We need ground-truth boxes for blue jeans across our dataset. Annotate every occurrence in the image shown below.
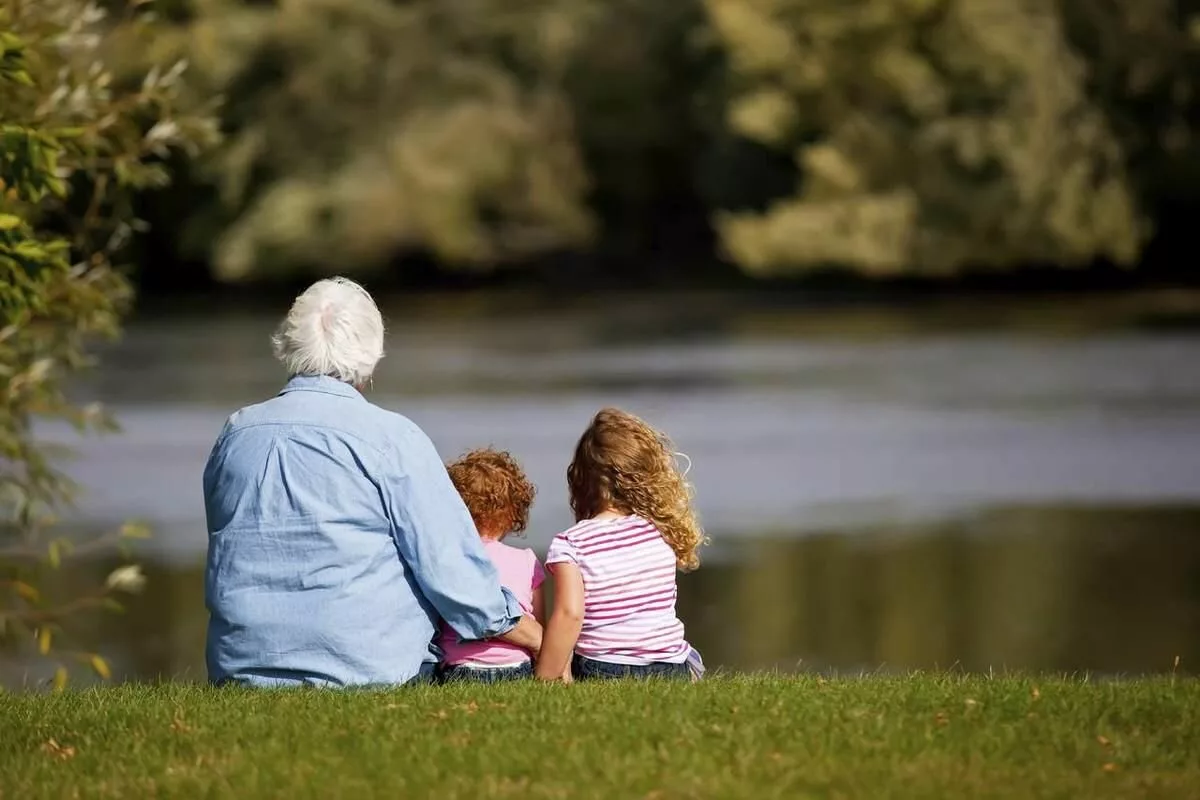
[572,655,690,681]
[408,661,438,686]
[438,661,533,684]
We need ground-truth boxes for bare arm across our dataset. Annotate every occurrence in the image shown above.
[496,613,542,656]
[535,563,584,681]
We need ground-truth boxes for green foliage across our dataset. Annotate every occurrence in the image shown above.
[177,0,594,281]
[1059,0,1200,205]
[0,0,217,689]
[152,0,1200,279]
[2,677,1200,796]
[708,0,1149,276]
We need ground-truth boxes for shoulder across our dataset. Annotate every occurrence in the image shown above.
[557,515,654,543]
[494,540,539,560]
[365,405,429,445]
[519,545,544,570]
[546,519,617,561]
[554,518,609,543]
[213,395,436,468]
[504,543,542,568]
[369,409,448,474]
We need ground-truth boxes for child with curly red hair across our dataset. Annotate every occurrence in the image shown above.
[437,448,545,683]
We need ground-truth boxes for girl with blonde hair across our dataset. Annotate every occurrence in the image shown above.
[535,408,706,681]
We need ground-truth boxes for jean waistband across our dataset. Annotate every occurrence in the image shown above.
[446,659,531,670]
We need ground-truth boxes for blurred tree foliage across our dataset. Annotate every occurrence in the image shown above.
[708,0,1147,276]
[175,0,594,281]
[1060,0,1200,232]
[0,0,217,688]
[155,0,1200,279]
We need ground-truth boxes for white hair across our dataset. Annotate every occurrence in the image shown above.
[271,277,385,385]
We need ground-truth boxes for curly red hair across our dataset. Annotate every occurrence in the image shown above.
[446,448,536,538]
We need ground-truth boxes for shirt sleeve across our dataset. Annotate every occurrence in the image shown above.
[545,533,579,567]
[530,551,547,590]
[380,424,522,642]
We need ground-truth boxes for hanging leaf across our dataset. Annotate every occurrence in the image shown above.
[119,522,151,539]
[89,654,112,680]
[102,597,125,613]
[0,0,212,682]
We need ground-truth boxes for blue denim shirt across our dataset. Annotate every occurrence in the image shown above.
[203,375,522,687]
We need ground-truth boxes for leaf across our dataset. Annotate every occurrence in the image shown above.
[104,564,145,593]
[37,626,52,655]
[102,597,125,614]
[41,738,76,759]
[119,521,151,539]
[89,654,111,680]
[47,541,61,569]
[12,581,39,602]
[52,667,68,692]
[0,213,21,230]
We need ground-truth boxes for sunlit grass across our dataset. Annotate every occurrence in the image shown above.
[2,675,1198,798]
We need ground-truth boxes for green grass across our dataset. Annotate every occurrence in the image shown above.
[2,676,1198,798]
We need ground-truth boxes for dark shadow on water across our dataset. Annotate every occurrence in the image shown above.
[8,504,1200,687]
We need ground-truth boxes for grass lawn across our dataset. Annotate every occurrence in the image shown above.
[2,675,1198,798]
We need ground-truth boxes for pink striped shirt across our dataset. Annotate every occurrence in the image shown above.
[545,515,690,665]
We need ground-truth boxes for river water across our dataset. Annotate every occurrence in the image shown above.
[11,291,1200,685]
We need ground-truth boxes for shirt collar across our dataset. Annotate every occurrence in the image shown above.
[279,374,366,401]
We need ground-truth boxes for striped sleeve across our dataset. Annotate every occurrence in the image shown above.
[545,533,578,566]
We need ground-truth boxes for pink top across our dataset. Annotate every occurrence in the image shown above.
[545,515,690,665]
[439,539,545,666]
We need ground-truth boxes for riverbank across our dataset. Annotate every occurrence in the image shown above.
[3,676,1197,798]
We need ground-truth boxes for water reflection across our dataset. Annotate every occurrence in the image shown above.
[685,505,1200,675]
[15,504,1198,687]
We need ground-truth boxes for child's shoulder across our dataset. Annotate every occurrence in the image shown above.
[491,539,542,563]
[490,539,533,555]
[555,515,649,542]
[554,519,600,541]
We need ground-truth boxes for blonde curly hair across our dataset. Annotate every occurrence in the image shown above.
[567,407,706,571]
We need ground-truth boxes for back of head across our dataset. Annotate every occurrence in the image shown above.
[567,407,706,571]
[446,448,536,539]
[272,277,385,386]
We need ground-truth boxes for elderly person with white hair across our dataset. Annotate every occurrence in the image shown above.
[203,277,542,686]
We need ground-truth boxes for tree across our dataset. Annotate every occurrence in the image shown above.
[1059,0,1200,265]
[0,0,217,688]
[173,0,593,282]
[122,0,1200,282]
[705,0,1145,276]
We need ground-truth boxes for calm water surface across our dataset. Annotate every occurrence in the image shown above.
[9,293,1200,685]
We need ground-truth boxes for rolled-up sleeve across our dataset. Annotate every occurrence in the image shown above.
[380,427,522,641]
